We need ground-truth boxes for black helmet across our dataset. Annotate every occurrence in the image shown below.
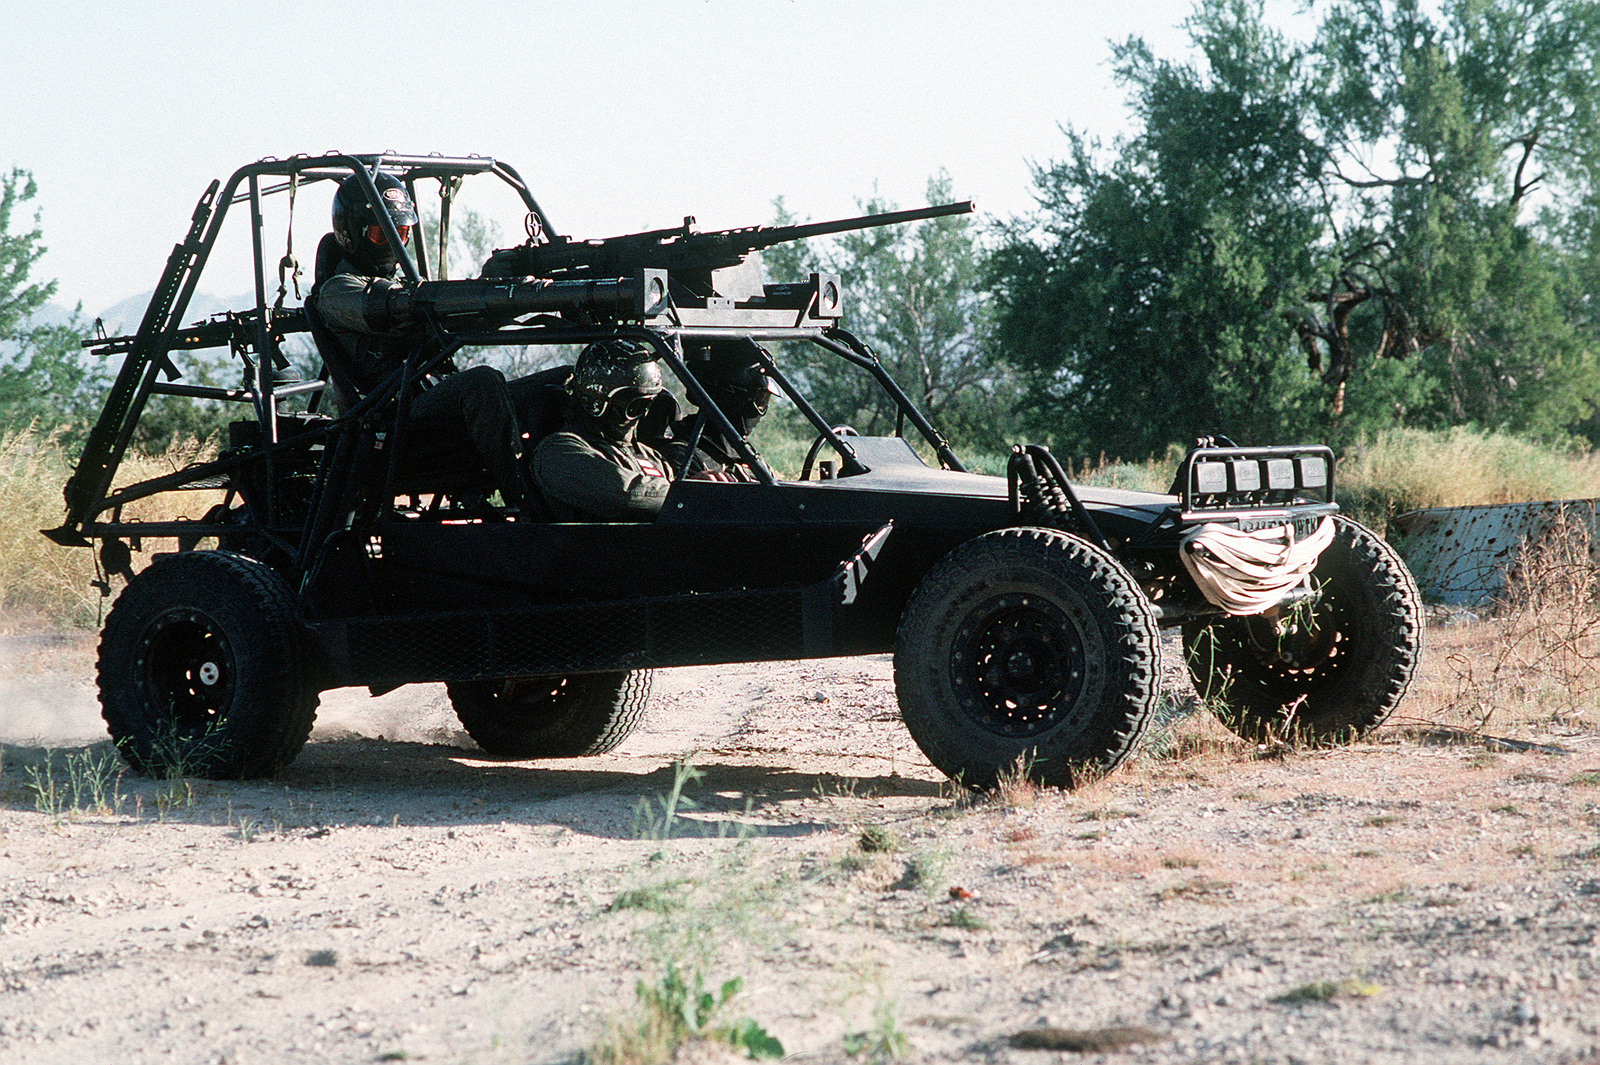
[332,171,418,276]
[692,338,776,434]
[571,339,665,438]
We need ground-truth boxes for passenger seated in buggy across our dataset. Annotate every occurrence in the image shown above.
[531,339,677,521]
[644,337,777,483]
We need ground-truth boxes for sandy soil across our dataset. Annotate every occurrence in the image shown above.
[1,628,1598,1065]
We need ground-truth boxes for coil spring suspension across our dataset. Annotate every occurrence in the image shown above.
[1007,444,1113,552]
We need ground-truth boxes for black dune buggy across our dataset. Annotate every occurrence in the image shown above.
[45,153,1422,788]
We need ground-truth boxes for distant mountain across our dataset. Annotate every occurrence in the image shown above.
[78,291,259,338]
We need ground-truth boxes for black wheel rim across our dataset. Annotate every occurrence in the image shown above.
[136,608,236,737]
[951,594,1087,738]
[1239,576,1354,690]
[495,677,573,724]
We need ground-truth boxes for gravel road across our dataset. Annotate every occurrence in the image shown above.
[1,631,1598,1064]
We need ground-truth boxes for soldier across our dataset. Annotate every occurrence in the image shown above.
[311,172,528,509]
[651,338,778,482]
[531,339,675,521]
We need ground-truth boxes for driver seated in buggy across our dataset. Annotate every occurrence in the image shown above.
[306,172,532,510]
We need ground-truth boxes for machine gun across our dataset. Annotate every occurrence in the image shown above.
[482,200,975,300]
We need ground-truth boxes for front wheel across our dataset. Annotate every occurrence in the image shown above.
[894,528,1161,789]
[98,551,319,779]
[447,671,652,757]
[1182,515,1422,744]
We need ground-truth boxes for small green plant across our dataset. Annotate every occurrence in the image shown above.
[858,825,898,853]
[1569,771,1600,787]
[607,882,685,915]
[1362,814,1403,828]
[1273,978,1382,1004]
[892,847,949,894]
[588,965,783,1064]
[153,776,197,820]
[991,752,1038,807]
[941,907,988,931]
[633,756,705,841]
[844,998,909,1063]
[24,746,125,822]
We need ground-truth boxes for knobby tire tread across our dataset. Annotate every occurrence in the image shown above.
[894,527,1161,790]
[98,550,319,779]
[1183,516,1421,744]
[449,669,652,758]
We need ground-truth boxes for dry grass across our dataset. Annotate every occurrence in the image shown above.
[1336,426,1600,532]
[0,428,221,630]
[1405,506,1600,738]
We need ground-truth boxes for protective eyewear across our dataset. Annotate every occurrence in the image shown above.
[607,389,660,421]
[365,224,412,246]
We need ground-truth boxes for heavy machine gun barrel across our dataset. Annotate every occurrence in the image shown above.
[482,200,975,282]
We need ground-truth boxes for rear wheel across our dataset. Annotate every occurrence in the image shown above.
[98,551,319,779]
[1182,515,1421,744]
[447,671,652,757]
[894,528,1161,789]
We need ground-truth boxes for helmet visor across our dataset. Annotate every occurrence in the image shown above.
[365,224,412,246]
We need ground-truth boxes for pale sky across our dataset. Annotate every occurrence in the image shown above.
[3,0,1313,313]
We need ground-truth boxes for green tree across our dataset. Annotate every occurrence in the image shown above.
[990,2,1330,457]
[1304,0,1600,438]
[991,0,1600,457]
[0,167,104,439]
[765,173,1018,451]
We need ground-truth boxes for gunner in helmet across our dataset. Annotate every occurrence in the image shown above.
[649,338,778,482]
[312,170,529,510]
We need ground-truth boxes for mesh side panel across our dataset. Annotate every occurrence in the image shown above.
[653,589,805,663]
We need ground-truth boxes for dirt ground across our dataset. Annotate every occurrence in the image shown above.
[1,626,1598,1065]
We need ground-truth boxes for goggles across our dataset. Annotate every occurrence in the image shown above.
[606,388,661,421]
[365,223,412,246]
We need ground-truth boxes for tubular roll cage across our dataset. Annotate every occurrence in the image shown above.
[45,153,967,578]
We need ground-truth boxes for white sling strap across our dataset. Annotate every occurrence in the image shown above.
[1180,516,1336,615]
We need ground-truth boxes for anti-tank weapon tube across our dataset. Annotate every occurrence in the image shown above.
[369,269,670,324]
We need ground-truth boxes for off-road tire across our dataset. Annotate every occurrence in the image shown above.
[98,551,319,779]
[447,671,653,758]
[1182,515,1422,745]
[894,528,1162,790]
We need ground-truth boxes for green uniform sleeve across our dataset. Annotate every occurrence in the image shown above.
[532,432,673,521]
